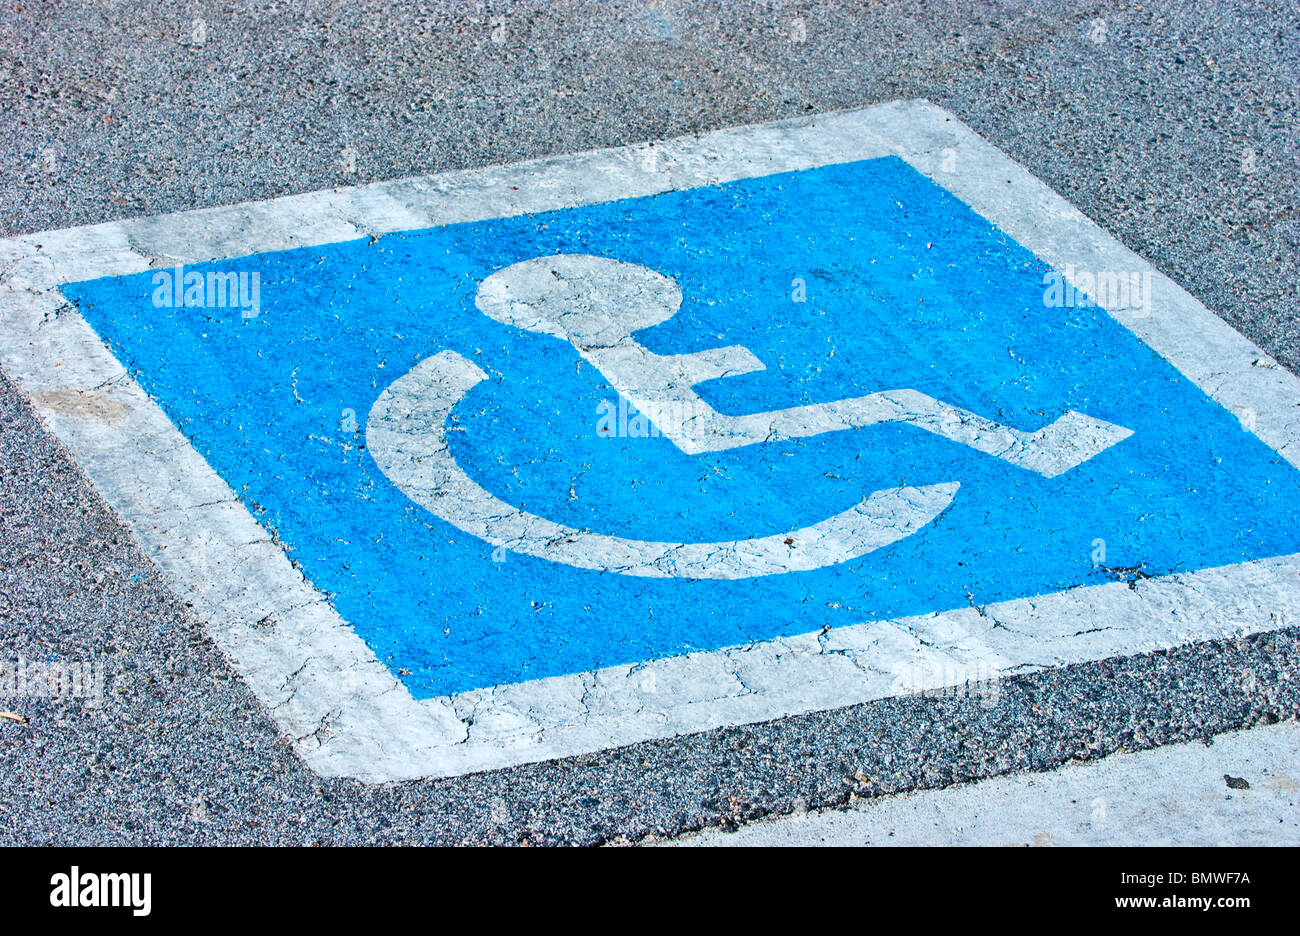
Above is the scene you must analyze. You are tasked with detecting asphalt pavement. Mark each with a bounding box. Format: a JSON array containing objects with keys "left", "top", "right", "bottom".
[{"left": 672, "top": 719, "right": 1300, "bottom": 846}]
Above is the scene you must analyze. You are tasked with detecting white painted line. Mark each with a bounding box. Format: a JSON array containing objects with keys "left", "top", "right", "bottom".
[{"left": 1, "top": 100, "right": 1298, "bottom": 782}]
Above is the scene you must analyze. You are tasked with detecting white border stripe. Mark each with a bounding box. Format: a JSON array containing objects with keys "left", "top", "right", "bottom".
[{"left": 2, "top": 100, "right": 1298, "bottom": 782}]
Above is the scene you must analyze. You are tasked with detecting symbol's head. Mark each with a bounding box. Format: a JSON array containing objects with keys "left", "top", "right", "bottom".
[{"left": 476, "top": 254, "right": 681, "bottom": 348}]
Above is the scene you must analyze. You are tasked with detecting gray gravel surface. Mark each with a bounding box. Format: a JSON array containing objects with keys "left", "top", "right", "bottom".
[
  {"left": 1, "top": 0, "right": 1297, "bottom": 844},
  {"left": 673, "top": 720, "right": 1300, "bottom": 846}
]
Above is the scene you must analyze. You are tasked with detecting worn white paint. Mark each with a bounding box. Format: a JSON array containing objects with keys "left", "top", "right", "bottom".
[
  {"left": 1, "top": 100, "right": 1298, "bottom": 782},
  {"left": 475, "top": 254, "right": 1132, "bottom": 471},
  {"left": 366, "top": 349, "right": 960, "bottom": 578}
]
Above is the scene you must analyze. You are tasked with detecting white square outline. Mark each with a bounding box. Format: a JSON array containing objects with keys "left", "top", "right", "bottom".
[{"left": 2, "top": 100, "right": 1297, "bottom": 782}]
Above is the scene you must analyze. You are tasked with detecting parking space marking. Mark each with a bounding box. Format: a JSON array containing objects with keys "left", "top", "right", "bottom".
[{"left": 2, "top": 100, "right": 1298, "bottom": 781}]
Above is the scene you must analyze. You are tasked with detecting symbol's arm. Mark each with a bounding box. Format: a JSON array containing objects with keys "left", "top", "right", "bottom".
[{"left": 659, "top": 345, "right": 766, "bottom": 386}]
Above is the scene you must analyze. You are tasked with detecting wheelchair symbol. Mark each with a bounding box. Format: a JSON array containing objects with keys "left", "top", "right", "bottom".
[{"left": 367, "top": 255, "right": 1132, "bottom": 579}]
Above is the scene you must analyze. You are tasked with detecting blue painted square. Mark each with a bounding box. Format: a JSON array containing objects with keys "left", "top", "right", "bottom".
[{"left": 64, "top": 157, "right": 1300, "bottom": 696}]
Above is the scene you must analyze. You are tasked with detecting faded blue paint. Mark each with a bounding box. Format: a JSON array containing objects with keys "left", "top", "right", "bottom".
[{"left": 64, "top": 157, "right": 1300, "bottom": 696}]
